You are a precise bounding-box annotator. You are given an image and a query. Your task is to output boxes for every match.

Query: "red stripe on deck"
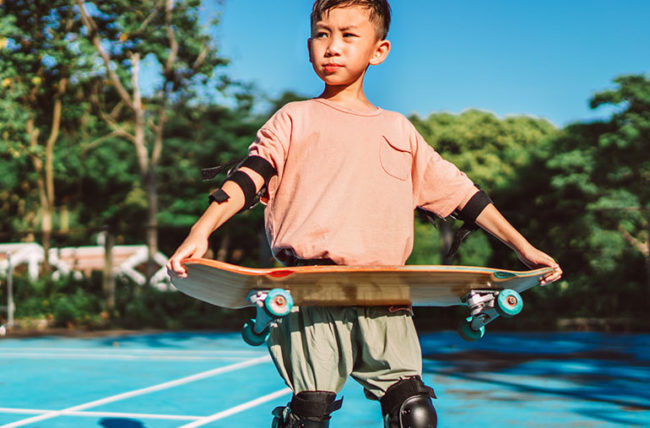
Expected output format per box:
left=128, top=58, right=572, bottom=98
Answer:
left=268, top=270, right=294, bottom=278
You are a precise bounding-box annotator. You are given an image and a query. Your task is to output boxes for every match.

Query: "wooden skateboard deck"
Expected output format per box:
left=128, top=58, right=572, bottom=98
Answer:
left=171, top=258, right=553, bottom=309
left=170, top=258, right=553, bottom=343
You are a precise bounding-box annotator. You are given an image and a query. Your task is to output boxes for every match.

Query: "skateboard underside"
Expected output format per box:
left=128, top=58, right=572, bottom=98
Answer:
left=171, top=258, right=552, bottom=308
left=170, top=259, right=553, bottom=344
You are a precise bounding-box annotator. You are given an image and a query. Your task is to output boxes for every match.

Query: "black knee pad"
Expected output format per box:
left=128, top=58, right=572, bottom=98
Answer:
left=272, top=391, right=343, bottom=428
left=381, top=376, right=437, bottom=428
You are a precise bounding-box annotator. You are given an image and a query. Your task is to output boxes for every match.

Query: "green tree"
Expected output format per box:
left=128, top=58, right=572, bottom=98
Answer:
left=0, top=0, right=92, bottom=269
left=75, top=0, right=228, bottom=279
left=158, top=100, right=264, bottom=264
left=547, top=74, right=650, bottom=308
left=411, top=110, right=557, bottom=192
left=409, top=110, right=557, bottom=265
left=158, top=91, right=309, bottom=267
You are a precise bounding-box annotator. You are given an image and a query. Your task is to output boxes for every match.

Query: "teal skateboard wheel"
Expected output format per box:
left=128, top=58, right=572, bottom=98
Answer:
left=496, top=289, right=523, bottom=318
left=458, top=317, right=485, bottom=342
left=264, top=289, right=293, bottom=317
left=242, top=319, right=270, bottom=346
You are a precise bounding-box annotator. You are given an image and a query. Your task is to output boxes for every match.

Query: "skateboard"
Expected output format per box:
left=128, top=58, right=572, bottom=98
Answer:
left=170, top=258, right=553, bottom=345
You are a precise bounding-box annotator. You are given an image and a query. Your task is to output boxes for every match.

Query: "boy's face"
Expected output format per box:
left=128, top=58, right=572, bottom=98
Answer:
left=309, top=5, right=390, bottom=87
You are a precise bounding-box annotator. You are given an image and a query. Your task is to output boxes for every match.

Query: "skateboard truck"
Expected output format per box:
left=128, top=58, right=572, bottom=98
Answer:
left=240, top=287, right=523, bottom=344
left=457, top=288, right=523, bottom=341
left=241, top=288, right=294, bottom=346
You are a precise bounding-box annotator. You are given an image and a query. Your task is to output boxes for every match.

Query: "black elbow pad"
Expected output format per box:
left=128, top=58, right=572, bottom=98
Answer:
left=206, top=156, right=276, bottom=210
left=455, top=190, right=492, bottom=225
left=445, top=190, right=493, bottom=261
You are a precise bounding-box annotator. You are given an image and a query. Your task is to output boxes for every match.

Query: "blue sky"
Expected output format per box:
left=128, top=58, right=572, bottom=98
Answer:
left=201, top=0, right=649, bottom=127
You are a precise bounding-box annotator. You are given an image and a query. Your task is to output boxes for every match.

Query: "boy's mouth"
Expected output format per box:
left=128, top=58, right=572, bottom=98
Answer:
left=323, top=63, right=343, bottom=73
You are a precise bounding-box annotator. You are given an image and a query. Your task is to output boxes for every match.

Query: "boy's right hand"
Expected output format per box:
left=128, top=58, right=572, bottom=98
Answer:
left=515, top=245, right=562, bottom=286
left=166, top=234, right=209, bottom=278
left=166, top=180, right=250, bottom=278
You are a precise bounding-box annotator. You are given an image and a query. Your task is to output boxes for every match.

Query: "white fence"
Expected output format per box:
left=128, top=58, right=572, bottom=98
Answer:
left=0, top=243, right=171, bottom=290
left=0, top=250, right=15, bottom=336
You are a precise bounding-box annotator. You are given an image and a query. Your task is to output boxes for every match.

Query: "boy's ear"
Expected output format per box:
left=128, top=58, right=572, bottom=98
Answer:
left=307, top=38, right=313, bottom=63
left=369, top=39, right=391, bottom=66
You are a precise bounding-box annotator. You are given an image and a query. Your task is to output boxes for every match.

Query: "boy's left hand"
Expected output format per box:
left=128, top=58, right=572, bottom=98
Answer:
left=516, top=246, right=563, bottom=286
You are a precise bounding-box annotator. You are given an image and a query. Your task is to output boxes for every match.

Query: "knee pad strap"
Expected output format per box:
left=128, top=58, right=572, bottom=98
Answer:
left=272, top=391, right=343, bottom=428
left=290, top=391, right=343, bottom=419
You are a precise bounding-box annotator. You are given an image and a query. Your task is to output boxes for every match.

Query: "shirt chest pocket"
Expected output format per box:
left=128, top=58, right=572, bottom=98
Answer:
left=379, top=136, right=412, bottom=181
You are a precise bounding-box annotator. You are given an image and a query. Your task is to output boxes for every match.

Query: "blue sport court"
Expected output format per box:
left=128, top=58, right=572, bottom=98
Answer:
left=1, top=331, right=648, bottom=427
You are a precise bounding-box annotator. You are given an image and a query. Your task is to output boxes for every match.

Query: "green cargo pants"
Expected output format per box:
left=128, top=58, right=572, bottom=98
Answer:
left=267, top=306, right=422, bottom=400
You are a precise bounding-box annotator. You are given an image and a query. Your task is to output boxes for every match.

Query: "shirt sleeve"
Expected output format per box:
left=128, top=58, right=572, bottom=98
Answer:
left=247, top=105, right=294, bottom=202
left=411, top=129, right=476, bottom=218
left=248, top=105, right=293, bottom=180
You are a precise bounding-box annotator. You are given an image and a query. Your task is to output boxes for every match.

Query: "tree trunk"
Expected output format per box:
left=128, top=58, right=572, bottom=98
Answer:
left=145, top=169, right=159, bottom=283
left=131, top=53, right=159, bottom=285
left=41, top=211, right=52, bottom=275
left=42, top=78, right=65, bottom=275
left=26, top=78, right=65, bottom=275
left=102, top=229, right=115, bottom=310
left=26, top=118, right=51, bottom=273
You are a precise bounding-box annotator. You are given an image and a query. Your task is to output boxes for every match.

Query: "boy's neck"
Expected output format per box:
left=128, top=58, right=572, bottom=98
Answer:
left=318, top=79, right=378, bottom=113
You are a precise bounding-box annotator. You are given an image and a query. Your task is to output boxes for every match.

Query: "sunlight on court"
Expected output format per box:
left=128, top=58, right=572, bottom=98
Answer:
left=0, top=331, right=648, bottom=427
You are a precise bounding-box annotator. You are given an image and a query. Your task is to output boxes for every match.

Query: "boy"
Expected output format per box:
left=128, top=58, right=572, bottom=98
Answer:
left=167, top=1, right=562, bottom=426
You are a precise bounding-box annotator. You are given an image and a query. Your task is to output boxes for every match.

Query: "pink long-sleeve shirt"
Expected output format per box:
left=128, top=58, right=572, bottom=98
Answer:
left=248, top=98, right=475, bottom=266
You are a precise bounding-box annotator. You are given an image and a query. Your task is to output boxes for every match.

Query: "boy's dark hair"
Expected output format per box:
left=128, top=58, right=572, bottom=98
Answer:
left=311, top=0, right=391, bottom=40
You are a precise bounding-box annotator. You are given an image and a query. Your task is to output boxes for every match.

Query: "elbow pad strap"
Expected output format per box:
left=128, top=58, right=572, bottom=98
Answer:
left=226, top=170, right=257, bottom=209
left=208, top=188, right=230, bottom=204
left=240, top=156, right=276, bottom=185
left=202, top=156, right=276, bottom=184
left=445, top=190, right=493, bottom=261
left=457, top=190, right=492, bottom=225
left=208, top=171, right=258, bottom=209
left=205, top=156, right=276, bottom=209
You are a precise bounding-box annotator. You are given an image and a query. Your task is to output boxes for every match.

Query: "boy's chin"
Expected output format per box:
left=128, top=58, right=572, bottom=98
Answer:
left=319, top=75, right=357, bottom=87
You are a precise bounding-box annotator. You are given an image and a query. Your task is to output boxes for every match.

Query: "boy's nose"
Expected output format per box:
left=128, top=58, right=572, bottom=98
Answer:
left=325, top=38, right=342, bottom=56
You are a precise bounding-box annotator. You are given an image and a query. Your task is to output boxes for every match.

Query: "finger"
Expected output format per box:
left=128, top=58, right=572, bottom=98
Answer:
left=169, top=247, right=194, bottom=277
left=171, top=259, right=188, bottom=278
left=540, top=266, right=562, bottom=286
left=167, top=258, right=186, bottom=278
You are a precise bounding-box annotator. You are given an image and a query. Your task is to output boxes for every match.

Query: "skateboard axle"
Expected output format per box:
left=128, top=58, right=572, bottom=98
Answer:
left=247, top=290, right=276, bottom=334
left=242, top=289, right=294, bottom=346
left=462, top=289, right=522, bottom=334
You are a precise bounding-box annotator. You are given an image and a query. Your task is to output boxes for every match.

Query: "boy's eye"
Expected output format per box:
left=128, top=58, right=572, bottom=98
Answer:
left=343, top=33, right=357, bottom=38
left=315, top=32, right=328, bottom=38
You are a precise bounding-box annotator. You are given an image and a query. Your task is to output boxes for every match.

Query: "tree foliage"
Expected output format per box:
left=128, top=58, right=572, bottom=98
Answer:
left=410, top=110, right=557, bottom=192
left=0, top=0, right=647, bottom=325
left=542, top=74, right=650, bottom=313
left=409, top=109, right=558, bottom=266
left=74, top=0, right=229, bottom=277
left=0, top=0, right=96, bottom=267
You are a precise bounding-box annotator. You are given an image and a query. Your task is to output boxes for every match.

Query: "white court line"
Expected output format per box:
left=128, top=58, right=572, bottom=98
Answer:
left=2, top=355, right=271, bottom=427
left=180, top=387, right=292, bottom=427
left=0, top=351, right=251, bottom=361
left=0, top=409, right=43, bottom=416
left=0, top=347, right=266, bottom=356
left=0, top=408, right=200, bottom=421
